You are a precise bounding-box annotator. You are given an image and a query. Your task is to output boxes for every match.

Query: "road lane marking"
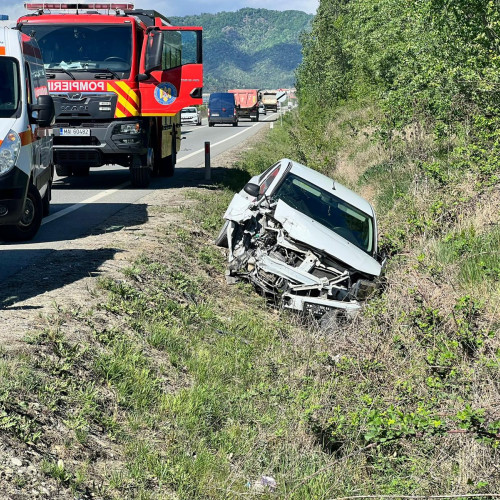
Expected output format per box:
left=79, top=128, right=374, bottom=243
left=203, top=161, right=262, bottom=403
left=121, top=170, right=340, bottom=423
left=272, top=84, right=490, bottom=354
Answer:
left=41, top=181, right=130, bottom=226
left=42, top=116, right=275, bottom=226
left=177, top=117, right=273, bottom=163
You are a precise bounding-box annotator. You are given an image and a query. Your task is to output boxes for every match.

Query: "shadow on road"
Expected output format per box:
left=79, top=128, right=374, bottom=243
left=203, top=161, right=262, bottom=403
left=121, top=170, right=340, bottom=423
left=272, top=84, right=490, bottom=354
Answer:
left=0, top=247, right=121, bottom=309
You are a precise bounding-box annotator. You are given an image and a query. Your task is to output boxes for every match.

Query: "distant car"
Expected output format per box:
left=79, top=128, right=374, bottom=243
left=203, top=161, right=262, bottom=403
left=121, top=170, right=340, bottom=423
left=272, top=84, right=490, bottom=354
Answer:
left=215, top=159, right=383, bottom=320
left=258, top=103, right=266, bottom=115
left=181, top=107, right=202, bottom=126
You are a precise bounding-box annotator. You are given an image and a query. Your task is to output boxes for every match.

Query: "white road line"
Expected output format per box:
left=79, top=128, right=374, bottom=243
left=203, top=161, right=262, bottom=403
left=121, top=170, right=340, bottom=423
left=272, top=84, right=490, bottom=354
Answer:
left=41, top=180, right=130, bottom=226
left=177, top=117, right=271, bottom=163
left=42, top=117, right=273, bottom=226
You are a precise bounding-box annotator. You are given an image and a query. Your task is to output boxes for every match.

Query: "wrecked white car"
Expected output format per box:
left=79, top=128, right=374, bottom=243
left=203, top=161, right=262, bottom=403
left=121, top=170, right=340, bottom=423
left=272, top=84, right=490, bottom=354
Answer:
left=215, top=159, right=383, bottom=319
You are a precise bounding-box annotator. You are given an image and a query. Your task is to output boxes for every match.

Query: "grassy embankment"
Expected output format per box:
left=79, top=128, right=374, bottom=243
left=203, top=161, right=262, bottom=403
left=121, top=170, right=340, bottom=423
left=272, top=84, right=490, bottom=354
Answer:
left=0, top=103, right=499, bottom=498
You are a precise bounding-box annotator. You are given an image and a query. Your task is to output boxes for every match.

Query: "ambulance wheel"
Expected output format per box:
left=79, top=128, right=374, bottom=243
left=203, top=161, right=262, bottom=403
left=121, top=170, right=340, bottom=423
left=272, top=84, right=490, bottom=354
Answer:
left=3, top=184, right=43, bottom=241
left=42, top=179, right=52, bottom=217
left=55, top=164, right=72, bottom=177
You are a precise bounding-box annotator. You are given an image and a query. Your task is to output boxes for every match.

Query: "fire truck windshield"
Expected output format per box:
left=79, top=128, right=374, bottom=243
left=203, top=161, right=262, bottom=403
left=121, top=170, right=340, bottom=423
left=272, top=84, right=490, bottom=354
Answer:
left=20, top=24, right=132, bottom=78
left=0, top=58, right=20, bottom=118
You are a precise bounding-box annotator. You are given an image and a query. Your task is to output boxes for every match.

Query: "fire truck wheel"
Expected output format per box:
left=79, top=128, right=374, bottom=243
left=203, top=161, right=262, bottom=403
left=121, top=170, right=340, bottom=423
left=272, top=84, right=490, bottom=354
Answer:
left=130, top=165, right=151, bottom=188
left=3, top=183, right=43, bottom=241
left=55, top=164, right=72, bottom=177
left=158, top=135, right=176, bottom=177
left=72, top=166, right=90, bottom=177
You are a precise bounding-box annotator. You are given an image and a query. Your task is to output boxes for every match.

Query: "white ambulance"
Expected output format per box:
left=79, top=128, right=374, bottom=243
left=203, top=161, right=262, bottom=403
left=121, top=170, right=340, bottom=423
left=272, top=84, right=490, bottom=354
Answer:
left=0, top=24, right=54, bottom=241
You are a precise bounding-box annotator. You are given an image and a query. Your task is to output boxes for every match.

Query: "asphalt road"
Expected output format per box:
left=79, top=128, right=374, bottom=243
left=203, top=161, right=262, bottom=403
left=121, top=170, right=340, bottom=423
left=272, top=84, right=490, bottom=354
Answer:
left=0, top=112, right=278, bottom=283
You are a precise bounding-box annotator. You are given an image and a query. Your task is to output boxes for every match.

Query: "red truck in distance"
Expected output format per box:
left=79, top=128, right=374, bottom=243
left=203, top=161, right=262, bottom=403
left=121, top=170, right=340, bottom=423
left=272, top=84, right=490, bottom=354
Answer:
left=228, top=89, right=261, bottom=122
left=17, top=3, right=203, bottom=187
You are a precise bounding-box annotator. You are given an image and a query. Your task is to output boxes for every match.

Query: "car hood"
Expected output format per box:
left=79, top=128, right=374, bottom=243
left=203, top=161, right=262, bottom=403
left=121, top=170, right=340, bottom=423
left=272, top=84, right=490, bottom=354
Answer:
left=274, top=200, right=382, bottom=277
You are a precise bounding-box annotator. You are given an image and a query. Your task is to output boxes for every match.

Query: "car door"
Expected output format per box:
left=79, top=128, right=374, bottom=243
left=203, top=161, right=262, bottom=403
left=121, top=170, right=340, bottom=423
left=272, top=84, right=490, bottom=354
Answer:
left=139, top=27, right=203, bottom=116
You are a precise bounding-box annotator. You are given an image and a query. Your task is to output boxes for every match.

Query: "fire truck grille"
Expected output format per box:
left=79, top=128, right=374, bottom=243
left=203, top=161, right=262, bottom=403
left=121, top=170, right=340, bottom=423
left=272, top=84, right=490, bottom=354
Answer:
left=55, top=150, right=102, bottom=166
left=54, top=136, right=101, bottom=146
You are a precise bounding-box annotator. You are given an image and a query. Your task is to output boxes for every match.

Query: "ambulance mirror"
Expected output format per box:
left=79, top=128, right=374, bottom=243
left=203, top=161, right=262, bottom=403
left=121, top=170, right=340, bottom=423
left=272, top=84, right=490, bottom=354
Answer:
left=31, top=94, right=55, bottom=127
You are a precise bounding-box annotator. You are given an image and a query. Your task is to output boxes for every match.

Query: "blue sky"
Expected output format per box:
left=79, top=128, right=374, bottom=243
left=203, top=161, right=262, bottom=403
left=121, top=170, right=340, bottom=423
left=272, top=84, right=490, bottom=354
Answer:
left=3, top=1, right=318, bottom=24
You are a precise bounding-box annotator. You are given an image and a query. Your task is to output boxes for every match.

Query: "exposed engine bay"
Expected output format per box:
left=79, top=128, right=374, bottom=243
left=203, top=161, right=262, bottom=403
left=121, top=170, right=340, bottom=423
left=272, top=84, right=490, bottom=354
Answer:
left=225, top=200, right=379, bottom=319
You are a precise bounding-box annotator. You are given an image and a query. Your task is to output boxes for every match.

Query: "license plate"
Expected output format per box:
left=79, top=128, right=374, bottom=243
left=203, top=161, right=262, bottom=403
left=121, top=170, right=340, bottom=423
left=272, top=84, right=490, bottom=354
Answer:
left=211, top=113, right=219, bottom=117
left=60, top=128, right=91, bottom=136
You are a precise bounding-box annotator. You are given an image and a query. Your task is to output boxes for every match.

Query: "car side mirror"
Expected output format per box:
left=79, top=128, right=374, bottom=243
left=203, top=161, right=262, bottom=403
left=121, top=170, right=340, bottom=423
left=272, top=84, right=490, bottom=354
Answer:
left=31, top=94, right=55, bottom=127
left=243, top=182, right=260, bottom=198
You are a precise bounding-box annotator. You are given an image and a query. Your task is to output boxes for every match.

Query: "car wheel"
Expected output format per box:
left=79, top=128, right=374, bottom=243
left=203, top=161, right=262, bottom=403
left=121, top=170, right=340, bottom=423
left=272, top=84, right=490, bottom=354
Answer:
left=214, top=220, right=229, bottom=248
left=3, top=183, right=43, bottom=241
left=233, top=121, right=238, bottom=127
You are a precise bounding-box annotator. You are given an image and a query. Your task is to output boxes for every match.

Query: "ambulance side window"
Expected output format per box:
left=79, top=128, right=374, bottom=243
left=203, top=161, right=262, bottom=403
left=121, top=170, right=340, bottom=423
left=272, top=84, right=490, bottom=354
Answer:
left=25, top=63, right=33, bottom=105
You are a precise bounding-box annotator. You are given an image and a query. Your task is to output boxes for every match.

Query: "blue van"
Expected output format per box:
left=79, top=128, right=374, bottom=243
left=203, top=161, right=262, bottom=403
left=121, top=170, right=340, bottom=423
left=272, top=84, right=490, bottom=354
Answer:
left=208, top=93, right=238, bottom=127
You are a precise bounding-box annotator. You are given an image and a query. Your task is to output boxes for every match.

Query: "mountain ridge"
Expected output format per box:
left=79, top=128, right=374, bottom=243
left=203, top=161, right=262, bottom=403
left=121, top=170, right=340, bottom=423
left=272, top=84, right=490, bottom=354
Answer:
left=170, top=8, right=313, bottom=91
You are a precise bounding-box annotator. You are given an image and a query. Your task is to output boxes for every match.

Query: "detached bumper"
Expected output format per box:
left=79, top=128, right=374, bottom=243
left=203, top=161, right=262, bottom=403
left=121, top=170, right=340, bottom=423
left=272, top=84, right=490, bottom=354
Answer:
left=282, top=293, right=361, bottom=318
left=0, top=167, right=29, bottom=225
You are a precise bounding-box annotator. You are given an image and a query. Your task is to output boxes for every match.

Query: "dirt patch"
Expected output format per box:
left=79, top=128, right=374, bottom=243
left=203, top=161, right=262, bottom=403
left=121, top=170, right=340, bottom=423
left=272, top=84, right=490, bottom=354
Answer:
left=0, top=130, right=266, bottom=351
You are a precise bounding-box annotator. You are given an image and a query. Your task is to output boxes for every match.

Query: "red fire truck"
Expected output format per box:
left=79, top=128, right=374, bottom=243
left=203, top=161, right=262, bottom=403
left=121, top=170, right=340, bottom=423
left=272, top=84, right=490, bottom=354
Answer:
left=17, top=3, right=203, bottom=187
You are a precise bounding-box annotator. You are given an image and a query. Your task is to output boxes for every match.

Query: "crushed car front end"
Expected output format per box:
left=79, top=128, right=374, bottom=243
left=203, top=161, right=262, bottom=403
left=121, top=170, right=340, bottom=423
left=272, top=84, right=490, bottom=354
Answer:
left=218, top=159, right=383, bottom=319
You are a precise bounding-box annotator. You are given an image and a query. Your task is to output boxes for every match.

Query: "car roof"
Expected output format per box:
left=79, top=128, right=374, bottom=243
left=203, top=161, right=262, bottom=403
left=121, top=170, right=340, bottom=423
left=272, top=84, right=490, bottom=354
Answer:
left=282, top=158, right=375, bottom=216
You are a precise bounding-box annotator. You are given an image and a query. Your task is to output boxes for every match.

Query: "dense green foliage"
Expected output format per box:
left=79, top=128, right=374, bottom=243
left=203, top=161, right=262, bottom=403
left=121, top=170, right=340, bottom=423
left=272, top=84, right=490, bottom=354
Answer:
left=171, top=8, right=312, bottom=91
left=218, top=0, right=500, bottom=495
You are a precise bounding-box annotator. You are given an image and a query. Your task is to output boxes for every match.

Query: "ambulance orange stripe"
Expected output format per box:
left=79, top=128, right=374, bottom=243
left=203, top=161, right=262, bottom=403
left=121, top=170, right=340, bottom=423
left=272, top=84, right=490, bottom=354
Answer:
left=20, top=130, right=33, bottom=146
left=0, top=47, right=5, bottom=55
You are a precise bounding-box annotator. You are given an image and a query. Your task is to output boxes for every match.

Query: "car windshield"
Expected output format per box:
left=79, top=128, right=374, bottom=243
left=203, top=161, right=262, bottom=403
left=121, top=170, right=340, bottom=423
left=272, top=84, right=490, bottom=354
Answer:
left=271, top=173, right=374, bottom=254
left=20, top=24, right=132, bottom=78
left=182, top=108, right=196, bottom=113
left=0, top=58, right=20, bottom=118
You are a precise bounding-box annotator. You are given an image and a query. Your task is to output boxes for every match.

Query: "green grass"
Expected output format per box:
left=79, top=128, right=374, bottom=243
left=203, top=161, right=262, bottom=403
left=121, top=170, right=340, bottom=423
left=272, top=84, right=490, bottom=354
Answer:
left=435, top=226, right=500, bottom=285
left=0, top=101, right=499, bottom=498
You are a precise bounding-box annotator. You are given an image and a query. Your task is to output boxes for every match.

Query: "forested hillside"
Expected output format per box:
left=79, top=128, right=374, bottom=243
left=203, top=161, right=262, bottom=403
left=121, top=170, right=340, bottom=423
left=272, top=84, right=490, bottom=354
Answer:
left=170, top=8, right=312, bottom=91
left=231, top=0, right=500, bottom=494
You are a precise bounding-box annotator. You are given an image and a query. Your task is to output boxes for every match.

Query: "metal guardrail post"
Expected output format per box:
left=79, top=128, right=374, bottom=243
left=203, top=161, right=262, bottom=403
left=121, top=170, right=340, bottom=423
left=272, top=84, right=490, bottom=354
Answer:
left=204, top=141, right=211, bottom=180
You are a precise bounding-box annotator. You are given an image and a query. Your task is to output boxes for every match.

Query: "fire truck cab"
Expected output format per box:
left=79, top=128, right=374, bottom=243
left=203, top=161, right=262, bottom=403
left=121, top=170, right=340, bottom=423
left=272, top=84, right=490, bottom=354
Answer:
left=17, top=3, right=203, bottom=188
left=0, top=24, right=55, bottom=241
